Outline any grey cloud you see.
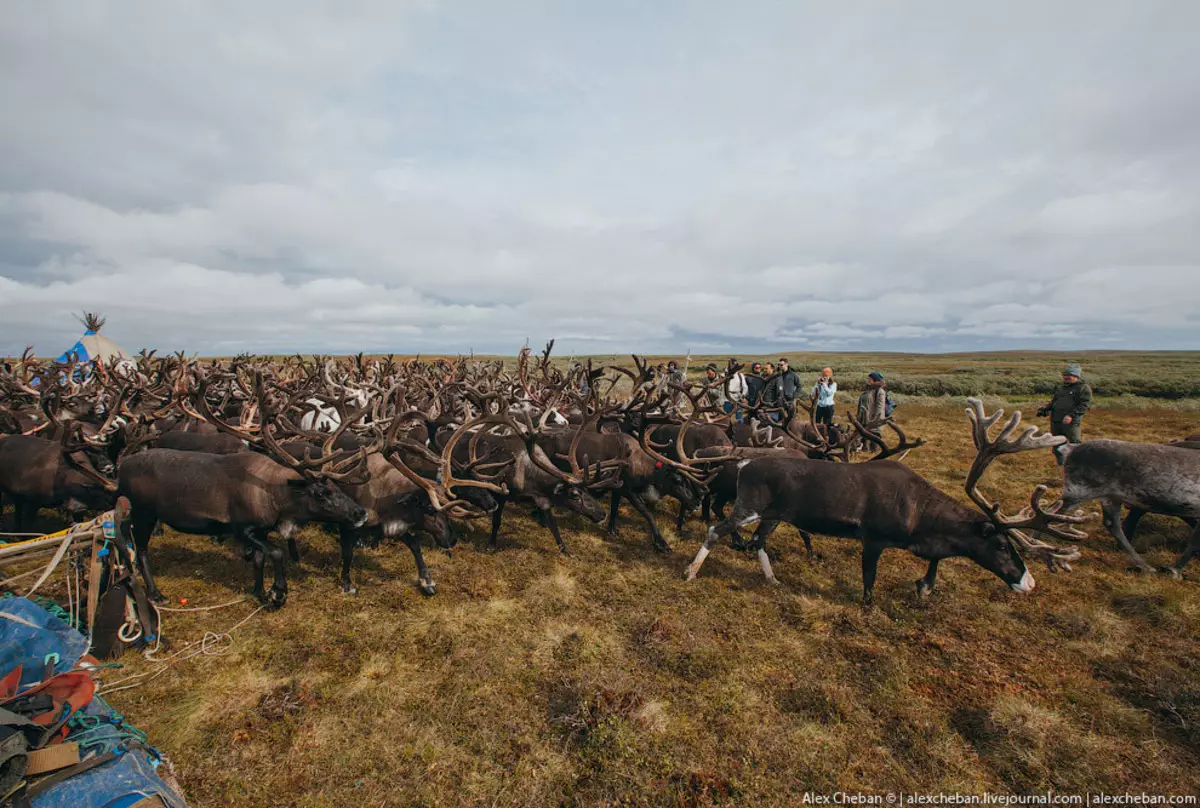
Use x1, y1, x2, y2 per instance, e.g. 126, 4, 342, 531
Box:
1, 1, 1198, 357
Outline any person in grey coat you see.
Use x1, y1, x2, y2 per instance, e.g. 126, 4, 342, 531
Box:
857, 371, 888, 428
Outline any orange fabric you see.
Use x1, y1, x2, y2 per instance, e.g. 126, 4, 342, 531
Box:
0, 666, 22, 700
1, 670, 96, 743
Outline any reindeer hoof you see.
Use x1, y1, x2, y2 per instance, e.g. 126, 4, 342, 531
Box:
341, 584, 358, 595
653, 541, 672, 555
149, 591, 167, 605
1159, 566, 1183, 580
915, 580, 933, 600
1127, 564, 1153, 575
683, 565, 699, 581
419, 581, 437, 596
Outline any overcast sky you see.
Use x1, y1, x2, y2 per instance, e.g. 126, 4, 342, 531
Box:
2, 1, 1198, 358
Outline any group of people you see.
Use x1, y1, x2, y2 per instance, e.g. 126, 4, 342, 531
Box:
645, 358, 1095, 452
643, 358, 892, 428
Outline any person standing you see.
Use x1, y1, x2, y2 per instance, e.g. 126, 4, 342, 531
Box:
703, 363, 730, 413
745, 362, 766, 408
857, 371, 888, 427
765, 358, 803, 417
665, 360, 684, 387
725, 359, 748, 421
760, 362, 780, 420
1037, 363, 1092, 461
811, 367, 837, 428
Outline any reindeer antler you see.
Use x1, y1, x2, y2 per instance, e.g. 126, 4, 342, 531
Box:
963, 397, 1091, 571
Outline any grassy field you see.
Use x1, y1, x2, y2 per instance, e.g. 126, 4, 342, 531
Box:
5, 355, 1200, 806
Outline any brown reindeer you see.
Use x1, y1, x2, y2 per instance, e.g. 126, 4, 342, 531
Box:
687, 399, 1089, 605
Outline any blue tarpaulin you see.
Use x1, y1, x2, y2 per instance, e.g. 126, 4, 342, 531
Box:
0, 597, 190, 808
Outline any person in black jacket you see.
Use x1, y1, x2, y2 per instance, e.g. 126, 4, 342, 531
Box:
744, 362, 766, 408
764, 358, 803, 417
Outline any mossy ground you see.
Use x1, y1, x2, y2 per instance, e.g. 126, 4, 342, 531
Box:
8, 397, 1199, 807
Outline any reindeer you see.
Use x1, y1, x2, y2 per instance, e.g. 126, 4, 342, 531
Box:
317, 414, 504, 595
448, 413, 620, 554
1054, 438, 1200, 577
687, 399, 1089, 605
119, 372, 372, 607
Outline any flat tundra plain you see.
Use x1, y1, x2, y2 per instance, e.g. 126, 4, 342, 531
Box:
12, 352, 1200, 807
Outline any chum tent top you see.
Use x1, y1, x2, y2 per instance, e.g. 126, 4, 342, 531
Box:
55, 312, 131, 365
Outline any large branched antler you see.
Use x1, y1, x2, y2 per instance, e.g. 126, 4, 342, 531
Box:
845, 412, 925, 462
963, 397, 1091, 571
634, 385, 734, 486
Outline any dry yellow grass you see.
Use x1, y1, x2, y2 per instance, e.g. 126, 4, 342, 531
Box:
15, 399, 1200, 806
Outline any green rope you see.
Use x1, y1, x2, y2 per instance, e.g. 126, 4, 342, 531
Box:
67, 693, 150, 754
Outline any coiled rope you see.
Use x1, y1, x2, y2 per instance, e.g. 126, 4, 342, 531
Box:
99, 597, 265, 696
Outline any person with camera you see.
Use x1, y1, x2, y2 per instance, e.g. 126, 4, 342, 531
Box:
1037, 363, 1092, 463
811, 367, 837, 429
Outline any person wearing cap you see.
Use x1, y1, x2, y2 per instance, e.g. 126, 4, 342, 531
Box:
811, 367, 837, 428
1038, 363, 1093, 455
857, 371, 888, 428
703, 363, 729, 412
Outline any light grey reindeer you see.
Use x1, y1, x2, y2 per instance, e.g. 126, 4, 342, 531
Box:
1056, 439, 1200, 577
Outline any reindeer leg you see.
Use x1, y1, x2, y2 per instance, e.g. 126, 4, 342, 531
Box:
130, 510, 166, 603
701, 493, 711, 523
287, 537, 302, 563
861, 542, 884, 607
713, 494, 748, 550
262, 532, 288, 608
1121, 507, 1146, 543
337, 525, 358, 594
244, 528, 287, 607
402, 533, 437, 595
627, 491, 670, 554
799, 530, 817, 559
675, 499, 688, 534
749, 520, 781, 584
1101, 499, 1153, 573
685, 505, 760, 580
606, 489, 623, 538
1161, 521, 1200, 580
916, 559, 939, 600
12, 497, 27, 534
236, 528, 268, 601
487, 495, 507, 552
537, 506, 569, 555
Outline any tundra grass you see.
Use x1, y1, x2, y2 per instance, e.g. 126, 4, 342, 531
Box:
9, 401, 1200, 806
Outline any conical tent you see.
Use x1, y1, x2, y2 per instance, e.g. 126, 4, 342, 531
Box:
55, 312, 131, 365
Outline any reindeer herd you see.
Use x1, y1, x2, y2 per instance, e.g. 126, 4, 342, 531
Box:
1, 343, 1198, 611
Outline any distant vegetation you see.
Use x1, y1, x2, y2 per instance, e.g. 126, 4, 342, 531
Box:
593, 351, 1200, 400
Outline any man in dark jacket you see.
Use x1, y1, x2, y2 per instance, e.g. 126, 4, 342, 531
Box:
764, 358, 803, 416
1038, 363, 1092, 463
